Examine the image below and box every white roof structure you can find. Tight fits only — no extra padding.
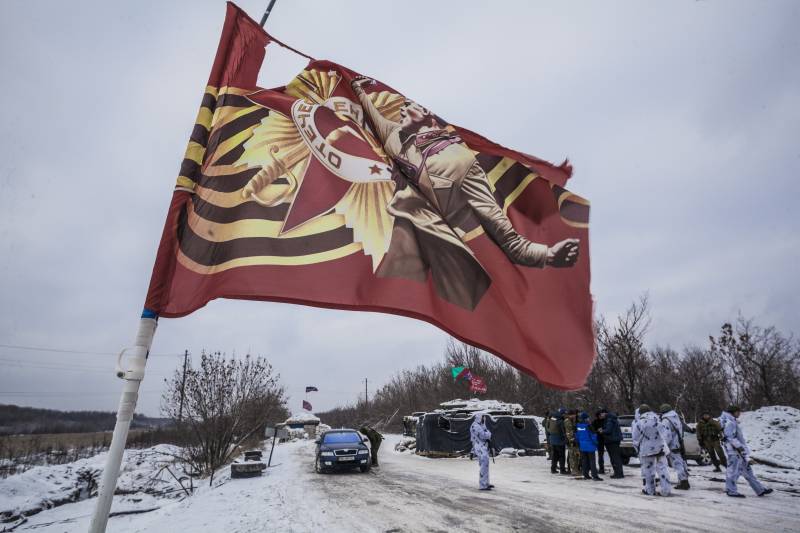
[437,398,524,414]
[285,412,321,425]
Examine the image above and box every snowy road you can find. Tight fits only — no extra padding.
[12,435,800,533]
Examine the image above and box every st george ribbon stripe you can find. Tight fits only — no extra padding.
[179,219,355,266]
[191,196,289,223]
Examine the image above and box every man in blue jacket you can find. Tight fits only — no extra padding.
[598,408,624,478]
[576,412,603,481]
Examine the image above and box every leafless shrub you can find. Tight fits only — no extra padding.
[161,351,288,482]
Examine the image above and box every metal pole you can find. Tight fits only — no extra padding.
[259,0,278,27]
[365,378,368,409]
[88,315,158,533]
[178,349,188,422]
[267,434,278,467]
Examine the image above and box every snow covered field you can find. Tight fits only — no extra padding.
[3,408,800,532]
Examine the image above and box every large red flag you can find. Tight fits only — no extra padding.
[145,3,594,389]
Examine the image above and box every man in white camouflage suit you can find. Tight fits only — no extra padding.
[632,404,672,496]
[720,405,773,498]
[470,412,494,491]
[659,404,690,490]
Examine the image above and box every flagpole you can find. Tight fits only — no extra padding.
[259,0,278,27]
[91,4,278,531]
[88,313,158,533]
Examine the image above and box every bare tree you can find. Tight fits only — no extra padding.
[162,351,288,482]
[710,318,800,409]
[596,295,651,413]
[677,346,727,421]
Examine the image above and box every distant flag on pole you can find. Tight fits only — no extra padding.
[302,400,313,411]
[451,366,472,382]
[469,376,488,394]
[306,386,319,393]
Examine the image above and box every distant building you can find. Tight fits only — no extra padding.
[284,412,321,438]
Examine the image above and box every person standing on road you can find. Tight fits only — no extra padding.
[632,404,672,497]
[592,410,606,474]
[719,405,773,498]
[659,404,690,490]
[547,408,568,475]
[696,411,727,472]
[564,409,582,477]
[599,408,624,478]
[576,412,603,481]
[360,425,385,467]
[542,410,552,461]
[470,412,494,490]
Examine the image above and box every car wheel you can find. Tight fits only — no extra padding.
[621,455,631,466]
[315,457,323,474]
[695,449,711,466]
[360,464,371,473]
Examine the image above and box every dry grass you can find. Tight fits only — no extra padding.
[0,430,149,477]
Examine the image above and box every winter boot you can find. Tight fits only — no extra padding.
[713,466,722,472]
[675,480,690,490]
[727,492,745,498]
[758,488,773,497]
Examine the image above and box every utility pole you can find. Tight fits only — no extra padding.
[178,350,188,422]
[364,378,368,409]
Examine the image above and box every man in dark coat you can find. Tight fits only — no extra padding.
[696,411,727,472]
[360,425,384,466]
[542,410,552,460]
[599,409,624,478]
[547,408,568,474]
[591,411,607,473]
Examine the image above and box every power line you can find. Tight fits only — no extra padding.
[0,390,163,397]
[0,357,180,375]
[0,343,183,357]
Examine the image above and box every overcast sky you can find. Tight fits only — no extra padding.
[1,0,798,417]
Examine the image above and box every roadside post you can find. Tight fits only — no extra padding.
[265,425,288,467]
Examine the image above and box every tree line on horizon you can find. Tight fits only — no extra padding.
[0,404,165,436]
[318,295,800,431]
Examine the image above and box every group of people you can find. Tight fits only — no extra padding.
[469,405,773,499]
[632,404,772,498]
[543,407,625,481]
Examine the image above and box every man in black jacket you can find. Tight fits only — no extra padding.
[598,408,624,479]
[591,411,606,474]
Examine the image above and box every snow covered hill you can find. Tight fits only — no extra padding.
[740,406,800,469]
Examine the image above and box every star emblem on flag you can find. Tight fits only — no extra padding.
[233,68,402,270]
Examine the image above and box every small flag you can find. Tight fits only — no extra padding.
[303,400,312,411]
[452,367,473,381]
[305,386,319,393]
[469,376,487,394]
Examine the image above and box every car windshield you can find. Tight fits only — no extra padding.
[323,432,361,444]
[618,416,634,427]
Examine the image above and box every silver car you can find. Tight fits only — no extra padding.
[618,415,710,466]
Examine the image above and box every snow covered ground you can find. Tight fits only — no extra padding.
[2,407,799,532]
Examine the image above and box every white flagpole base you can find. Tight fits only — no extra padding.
[88,316,158,533]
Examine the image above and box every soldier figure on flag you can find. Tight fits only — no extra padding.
[351,76,579,309]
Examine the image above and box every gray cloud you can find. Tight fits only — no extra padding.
[1,0,798,415]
